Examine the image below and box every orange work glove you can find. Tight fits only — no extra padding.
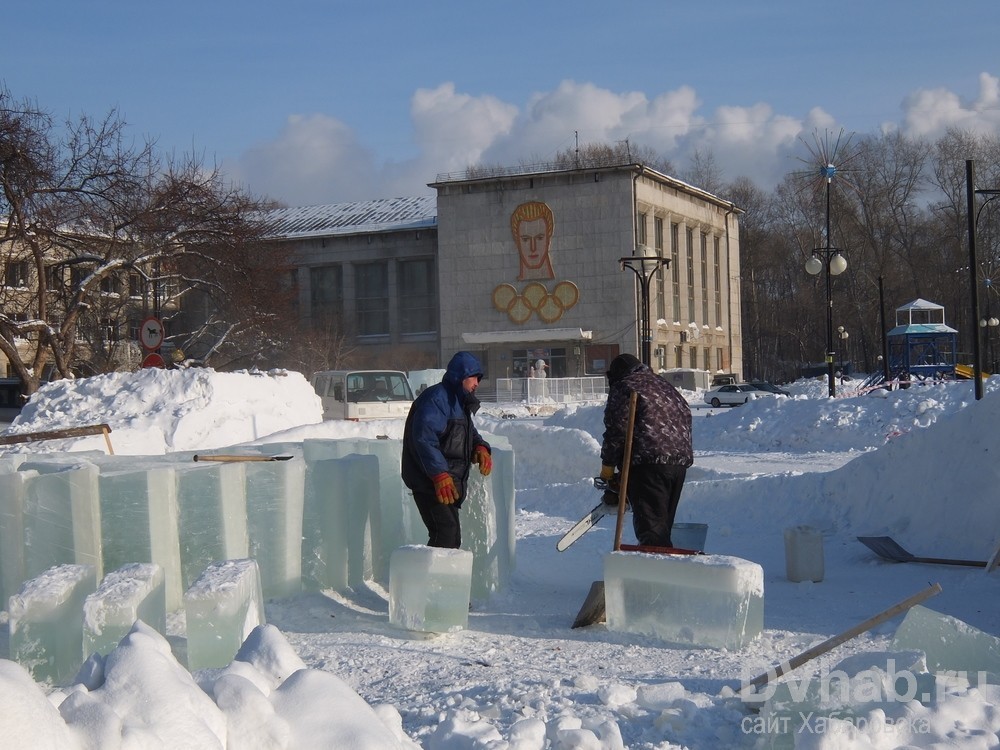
[432,473,459,504]
[474,445,492,476]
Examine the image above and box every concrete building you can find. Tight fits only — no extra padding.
[266,161,744,388]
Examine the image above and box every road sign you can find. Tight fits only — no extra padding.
[140,317,164,351]
[142,353,166,369]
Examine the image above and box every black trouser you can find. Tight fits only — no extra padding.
[625,464,687,547]
[412,489,462,548]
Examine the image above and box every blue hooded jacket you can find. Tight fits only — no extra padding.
[401,351,491,504]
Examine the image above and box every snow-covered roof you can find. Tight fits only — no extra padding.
[263,196,437,240]
[897,298,943,311]
[887,322,958,336]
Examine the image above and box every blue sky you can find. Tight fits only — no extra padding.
[5,1,999,207]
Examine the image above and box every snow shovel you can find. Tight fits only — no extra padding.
[857,536,987,568]
[193,454,295,462]
[572,391,638,629]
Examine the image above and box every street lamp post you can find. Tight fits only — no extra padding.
[805,165,848,397]
[837,326,849,379]
[965,160,1000,400]
[621,248,670,366]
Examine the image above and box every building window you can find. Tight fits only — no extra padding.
[5,261,29,288]
[100,275,123,296]
[101,318,120,343]
[398,259,436,334]
[701,232,709,324]
[636,211,647,247]
[355,262,389,336]
[686,228,695,323]
[654,217,665,321]
[714,236,722,327]
[671,223,681,322]
[129,272,144,299]
[717,347,724,373]
[703,347,710,371]
[513,347,566,378]
[674,345,683,369]
[310,265,342,321]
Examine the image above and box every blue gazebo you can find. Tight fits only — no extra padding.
[886,299,957,380]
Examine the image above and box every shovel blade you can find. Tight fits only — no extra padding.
[572,580,606,628]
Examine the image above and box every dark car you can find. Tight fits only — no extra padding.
[747,381,790,396]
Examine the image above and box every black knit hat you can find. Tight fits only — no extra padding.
[606,353,642,385]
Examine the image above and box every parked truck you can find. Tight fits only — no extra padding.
[310,369,415,421]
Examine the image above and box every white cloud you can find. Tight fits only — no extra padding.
[228,114,379,206]
[230,75,999,207]
[899,72,1000,139]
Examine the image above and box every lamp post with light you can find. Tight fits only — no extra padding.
[621,248,670,367]
[805,164,848,397]
[966,160,1000,400]
[837,326,849,379]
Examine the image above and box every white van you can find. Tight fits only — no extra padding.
[310,369,415,421]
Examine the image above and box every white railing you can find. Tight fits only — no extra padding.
[493,376,607,405]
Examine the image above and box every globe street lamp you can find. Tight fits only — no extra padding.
[805,164,848,397]
[621,248,669,366]
[979,313,998,374]
[837,326,849,379]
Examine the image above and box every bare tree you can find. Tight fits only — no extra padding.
[0,87,281,394]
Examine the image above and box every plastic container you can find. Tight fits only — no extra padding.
[784,525,824,582]
[672,522,708,552]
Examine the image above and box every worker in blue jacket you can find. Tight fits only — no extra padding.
[402,351,493,548]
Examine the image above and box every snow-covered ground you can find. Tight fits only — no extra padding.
[2,367,1000,749]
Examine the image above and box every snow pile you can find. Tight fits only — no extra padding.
[1,369,1000,748]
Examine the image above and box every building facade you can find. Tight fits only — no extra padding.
[432,163,742,384]
[267,162,743,385]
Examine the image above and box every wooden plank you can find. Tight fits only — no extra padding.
[743,582,942,692]
[0,423,113,447]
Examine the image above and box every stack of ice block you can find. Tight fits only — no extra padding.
[8,563,97,683]
[604,551,764,649]
[83,562,166,657]
[98,465,183,610]
[244,457,305,598]
[389,545,473,633]
[175,462,249,591]
[21,462,103,582]
[184,558,265,670]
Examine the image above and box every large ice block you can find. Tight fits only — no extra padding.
[892,604,1000,675]
[183,558,265,671]
[244,457,305,598]
[604,551,763,649]
[0,468,35,604]
[461,444,516,602]
[174,462,249,591]
[83,562,166,657]
[8,563,97,684]
[300,441,361,591]
[21,462,103,581]
[304,438,387,582]
[389,545,473,633]
[304,453,379,591]
[98,465,183,611]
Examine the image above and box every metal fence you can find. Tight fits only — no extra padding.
[493,376,607,405]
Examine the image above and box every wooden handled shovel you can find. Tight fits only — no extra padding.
[572,391,638,629]
[193,454,294,462]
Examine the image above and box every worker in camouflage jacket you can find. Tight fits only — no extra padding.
[599,353,693,548]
